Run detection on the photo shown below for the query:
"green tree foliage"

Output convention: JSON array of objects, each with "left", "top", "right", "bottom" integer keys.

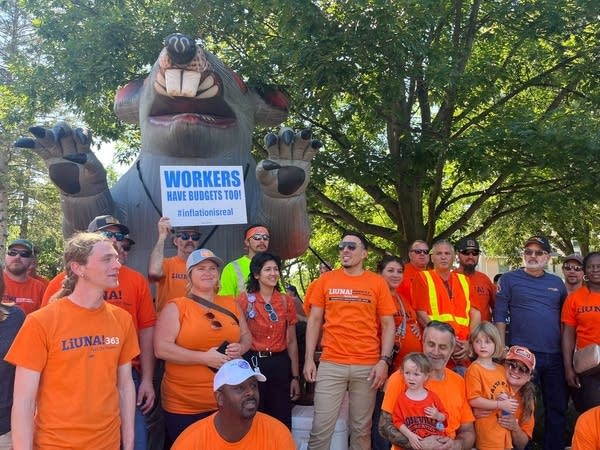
[{"left": 14, "top": 0, "right": 600, "bottom": 263}]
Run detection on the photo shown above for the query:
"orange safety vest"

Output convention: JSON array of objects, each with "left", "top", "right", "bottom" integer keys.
[{"left": 422, "top": 271, "right": 471, "bottom": 340}]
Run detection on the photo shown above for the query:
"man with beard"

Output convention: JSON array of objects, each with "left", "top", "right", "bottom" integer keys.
[
  {"left": 304, "top": 231, "right": 396, "bottom": 450},
  {"left": 2, "top": 239, "right": 45, "bottom": 315},
  {"left": 561, "top": 253, "right": 584, "bottom": 295},
  {"left": 378, "top": 320, "right": 475, "bottom": 450},
  {"left": 453, "top": 237, "right": 495, "bottom": 322},
  {"left": 219, "top": 224, "right": 271, "bottom": 296},
  {"left": 171, "top": 359, "right": 295, "bottom": 449},
  {"left": 148, "top": 217, "right": 201, "bottom": 311},
  {"left": 493, "top": 236, "right": 568, "bottom": 450}
]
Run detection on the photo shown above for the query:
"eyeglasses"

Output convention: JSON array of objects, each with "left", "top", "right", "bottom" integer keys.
[
  {"left": 338, "top": 241, "right": 358, "bottom": 251},
  {"left": 410, "top": 249, "right": 429, "bottom": 255},
  {"left": 177, "top": 231, "right": 201, "bottom": 241},
  {"left": 505, "top": 360, "right": 530, "bottom": 375},
  {"left": 563, "top": 265, "right": 582, "bottom": 272},
  {"left": 7, "top": 249, "right": 32, "bottom": 258},
  {"left": 264, "top": 303, "right": 278, "bottom": 322},
  {"left": 101, "top": 230, "right": 125, "bottom": 241},
  {"left": 204, "top": 312, "right": 222, "bottom": 330},
  {"left": 523, "top": 248, "right": 547, "bottom": 257},
  {"left": 460, "top": 250, "right": 480, "bottom": 256},
  {"left": 250, "top": 234, "right": 270, "bottom": 241}
]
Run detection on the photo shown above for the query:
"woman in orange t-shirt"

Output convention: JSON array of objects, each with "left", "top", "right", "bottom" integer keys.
[
  {"left": 154, "top": 248, "right": 252, "bottom": 446},
  {"left": 237, "top": 252, "right": 300, "bottom": 429},
  {"left": 561, "top": 251, "right": 600, "bottom": 413}
]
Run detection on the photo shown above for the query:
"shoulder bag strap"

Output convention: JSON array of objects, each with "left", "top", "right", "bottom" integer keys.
[{"left": 188, "top": 293, "right": 239, "bottom": 325}]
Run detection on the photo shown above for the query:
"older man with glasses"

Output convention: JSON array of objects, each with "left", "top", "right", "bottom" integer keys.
[
  {"left": 149, "top": 217, "right": 202, "bottom": 311},
  {"left": 561, "top": 253, "right": 584, "bottom": 295},
  {"left": 303, "top": 231, "right": 396, "bottom": 450},
  {"left": 397, "top": 240, "right": 430, "bottom": 308},
  {"left": 493, "top": 235, "right": 568, "bottom": 450},
  {"left": 2, "top": 239, "right": 46, "bottom": 315},
  {"left": 219, "top": 224, "right": 271, "bottom": 297}
]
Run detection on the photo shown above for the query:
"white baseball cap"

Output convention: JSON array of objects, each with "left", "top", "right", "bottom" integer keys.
[{"left": 213, "top": 359, "right": 266, "bottom": 392}]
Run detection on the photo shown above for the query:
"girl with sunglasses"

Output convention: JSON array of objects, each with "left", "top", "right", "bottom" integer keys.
[
  {"left": 237, "top": 252, "right": 300, "bottom": 429},
  {"left": 154, "top": 248, "right": 252, "bottom": 446}
]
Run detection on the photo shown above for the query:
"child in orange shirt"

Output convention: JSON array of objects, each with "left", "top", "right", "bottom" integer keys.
[
  {"left": 393, "top": 352, "right": 448, "bottom": 449},
  {"left": 465, "top": 321, "right": 517, "bottom": 450}
]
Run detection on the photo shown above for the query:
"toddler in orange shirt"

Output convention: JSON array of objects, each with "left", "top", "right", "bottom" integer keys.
[{"left": 392, "top": 352, "right": 448, "bottom": 449}]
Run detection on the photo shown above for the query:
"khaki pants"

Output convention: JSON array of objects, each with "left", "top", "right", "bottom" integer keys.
[{"left": 308, "top": 361, "right": 376, "bottom": 450}]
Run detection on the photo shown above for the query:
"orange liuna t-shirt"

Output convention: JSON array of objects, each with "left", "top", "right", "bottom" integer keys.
[{"left": 5, "top": 298, "right": 140, "bottom": 450}]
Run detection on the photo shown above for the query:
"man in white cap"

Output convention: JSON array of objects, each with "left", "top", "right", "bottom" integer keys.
[
  {"left": 561, "top": 253, "right": 584, "bottom": 295},
  {"left": 171, "top": 359, "right": 295, "bottom": 449}
]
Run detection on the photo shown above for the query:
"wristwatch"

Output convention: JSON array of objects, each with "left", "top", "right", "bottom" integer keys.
[{"left": 379, "top": 355, "right": 392, "bottom": 367}]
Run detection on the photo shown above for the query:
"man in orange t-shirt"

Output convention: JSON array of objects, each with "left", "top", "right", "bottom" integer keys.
[
  {"left": 171, "top": 359, "right": 295, "bottom": 449},
  {"left": 304, "top": 231, "right": 396, "bottom": 450},
  {"left": 148, "top": 217, "right": 201, "bottom": 311},
  {"left": 379, "top": 321, "right": 475, "bottom": 450},
  {"left": 397, "top": 240, "right": 430, "bottom": 309},
  {"left": 2, "top": 239, "right": 46, "bottom": 315},
  {"left": 453, "top": 237, "right": 495, "bottom": 322},
  {"left": 43, "top": 215, "right": 157, "bottom": 450}
]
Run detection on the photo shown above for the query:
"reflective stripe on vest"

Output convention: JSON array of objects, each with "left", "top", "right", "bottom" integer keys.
[
  {"left": 423, "top": 271, "right": 470, "bottom": 326},
  {"left": 232, "top": 260, "right": 247, "bottom": 294}
]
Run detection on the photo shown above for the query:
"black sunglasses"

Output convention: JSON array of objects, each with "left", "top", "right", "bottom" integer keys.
[
  {"left": 505, "top": 360, "right": 530, "bottom": 375},
  {"left": 101, "top": 230, "right": 125, "bottom": 241},
  {"left": 177, "top": 231, "right": 201, "bottom": 241},
  {"left": 410, "top": 249, "right": 429, "bottom": 255},
  {"left": 264, "top": 303, "right": 278, "bottom": 322},
  {"left": 563, "top": 265, "right": 582, "bottom": 272},
  {"left": 460, "top": 250, "right": 480, "bottom": 256},
  {"left": 204, "top": 312, "right": 223, "bottom": 330},
  {"left": 250, "top": 234, "right": 270, "bottom": 241},
  {"left": 7, "top": 249, "right": 33, "bottom": 258},
  {"left": 338, "top": 241, "right": 358, "bottom": 251}
]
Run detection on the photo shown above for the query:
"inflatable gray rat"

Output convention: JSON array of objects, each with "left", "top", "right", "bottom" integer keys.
[{"left": 17, "top": 33, "right": 320, "bottom": 273}]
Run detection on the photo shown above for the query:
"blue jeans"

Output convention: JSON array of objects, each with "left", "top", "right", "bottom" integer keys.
[
  {"left": 132, "top": 368, "right": 148, "bottom": 450},
  {"left": 529, "top": 351, "right": 568, "bottom": 450}
]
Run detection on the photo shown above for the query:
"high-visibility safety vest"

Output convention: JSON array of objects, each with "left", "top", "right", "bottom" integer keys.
[{"left": 422, "top": 271, "right": 471, "bottom": 339}]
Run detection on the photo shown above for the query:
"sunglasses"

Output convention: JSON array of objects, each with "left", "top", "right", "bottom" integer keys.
[
  {"left": 101, "top": 230, "right": 125, "bottom": 241},
  {"left": 177, "top": 231, "right": 201, "bottom": 241},
  {"left": 524, "top": 248, "right": 547, "bottom": 257},
  {"left": 7, "top": 249, "right": 32, "bottom": 258},
  {"left": 204, "top": 312, "right": 223, "bottom": 330},
  {"left": 338, "top": 241, "right": 359, "bottom": 251},
  {"left": 563, "top": 265, "right": 583, "bottom": 272},
  {"left": 505, "top": 360, "right": 530, "bottom": 375},
  {"left": 264, "top": 303, "right": 278, "bottom": 322},
  {"left": 410, "top": 249, "right": 429, "bottom": 255},
  {"left": 460, "top": 250, "right": 480, "bottom": 256},
  {"left": 250, "top": 234, "right": 270, "bottom": 241}
]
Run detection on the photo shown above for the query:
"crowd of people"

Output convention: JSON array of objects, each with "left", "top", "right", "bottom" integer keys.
[{"left": 1, "top": 218, "right": 600, "bottom": 449}]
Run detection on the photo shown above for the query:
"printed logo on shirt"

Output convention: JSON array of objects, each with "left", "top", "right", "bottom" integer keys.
[
  {"left": 61, "top": 335, "right": 121, "bottom": 351},
  {"left": 548, "top": 287, "right": 559, "bottom": 292},
  {"left": 576, "top": 305, "right": 600, "bottom": 314},
  {"left": 2, "top": 295, "right": 34, "bottom": 305},
  {"left": 104, "top": 290, "right": 123, "bottom": 301},
  {"left": 171, "top": 273, "right": 186, "bottom": 280},
  {"left": 327, "top": 288, "right": 372, "bottom": 304}
]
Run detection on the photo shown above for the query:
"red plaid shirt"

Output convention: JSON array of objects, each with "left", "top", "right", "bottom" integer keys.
[{"left": 237, "top": 290, "right": 298, "bottom": 352}]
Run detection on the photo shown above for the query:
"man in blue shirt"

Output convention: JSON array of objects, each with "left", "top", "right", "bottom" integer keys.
[{"left": 493, "top": 235, "right": 568, "bottom": 450}]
